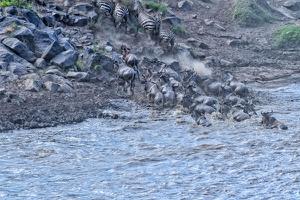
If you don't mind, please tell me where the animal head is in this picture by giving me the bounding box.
[261,111,273,118]
[120,44,130,56]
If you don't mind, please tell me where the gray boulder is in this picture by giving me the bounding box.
[44,81,73,93]
[34,58,47,69]
[66,71,89,81]
[178,0,193,11]
[24,78,42,92]
[12,26,34,49]
[33,29,58,57]
[67,15,89,27]
[42,41,64,61]
[2,37,36,62]
[20,8,45,29]
[283,0,300,11]
[68,3,98,22]
[51,50,78,69]
[45,68,65,77]
[0,44,35,70]
[8,62,28,76]
[233,110,250,122]
[43,74,73,93]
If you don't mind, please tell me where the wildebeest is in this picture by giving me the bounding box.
[114,61,137,95]
[121,45,140,79]
[261,111,288,130]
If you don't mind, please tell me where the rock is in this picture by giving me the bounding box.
[8,62,28,76]
[12,26,34,49]
[33,29,58,57]
[199,42,209,49]
[51,50,78,69]
[220,59,235,67]
[227,39,249,47]
[105,46,113,52]
[34,58,47,69]
[24,78,42,92]
[59,37,75,51]
[68,3,98,22]
[44,81,73,93]
[178,0,193,11]
[0,44,35,70]
[66,71,89,81]
[44,81,60,92]
[0,46,14,63]
[82,48,114,72]
[2,37,36,62]
[4,6,18,16]
[233,110,250,122]
[42,41,64,60]
[283,0,300,11]
[67,15,89,27]
[45,68,65,77]
[0,61,8,70]
[189,49,206,59]
[162,16,182,26]
[43,74,73,93]
[20,9,45,29]
[192,14,197,19]
[42,15,57,27]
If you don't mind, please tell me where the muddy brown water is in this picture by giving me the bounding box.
[0,84,300,199]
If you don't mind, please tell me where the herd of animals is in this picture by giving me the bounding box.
[97,0,175,49]
[92,0,287,129]
[110,44,287,129]
[34,0,287,129]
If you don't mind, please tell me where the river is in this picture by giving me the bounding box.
[0,84,300,199]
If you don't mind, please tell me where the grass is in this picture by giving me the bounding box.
[0,0,31,8]
[172,25,186,36]
[274,24,300,48]
[233,0,272,27]
[143,0,167,14]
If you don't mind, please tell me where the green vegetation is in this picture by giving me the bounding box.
[75,60,84,71]
[120,0,133,7]
[172,25,186,36]
[143,0,167,14]
[274,24,300,48]
[0,0,31,8]
[233,0,271,27]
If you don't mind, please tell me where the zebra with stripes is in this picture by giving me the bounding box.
[96,0,115,16]
[159,29,175,50]
[113,2,130,30]
[134,0,161,39]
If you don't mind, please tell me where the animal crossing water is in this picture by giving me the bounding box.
[0,84,300,199]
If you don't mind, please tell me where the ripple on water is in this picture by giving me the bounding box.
[0,86,300,199]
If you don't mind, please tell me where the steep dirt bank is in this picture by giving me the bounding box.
[1,0,300,131]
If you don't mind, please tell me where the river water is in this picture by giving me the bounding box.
[0,84,300,199]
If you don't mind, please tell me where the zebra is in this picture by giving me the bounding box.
[159,29,175,50]
[96,0,115,16]
[134,0,161,39]
[113,2,129,30]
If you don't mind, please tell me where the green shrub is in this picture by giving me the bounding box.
[0,0,31,8]
[144,0,167,14]
[274,24,300,48]
[233,0,271,27]
[172,25,186,36]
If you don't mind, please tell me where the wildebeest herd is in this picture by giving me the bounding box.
[97,0,287,128]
